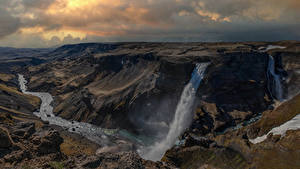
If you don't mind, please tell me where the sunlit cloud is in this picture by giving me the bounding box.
[19,27,87,40]
[0,0,299,47]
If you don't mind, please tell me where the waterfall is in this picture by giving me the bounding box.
[140,63,210,161]
[267,55,283,101]
[262,45,286,101]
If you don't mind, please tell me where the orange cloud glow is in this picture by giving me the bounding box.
[0,0,299,47]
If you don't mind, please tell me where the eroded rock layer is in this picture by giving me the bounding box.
[0,41,299,169]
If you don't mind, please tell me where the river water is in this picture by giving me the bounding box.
[18,74,144,147]
[18,62,210,161]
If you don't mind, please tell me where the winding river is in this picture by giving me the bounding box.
[18,74,143,147]
[18,48,299,156]
[19,62,210,161]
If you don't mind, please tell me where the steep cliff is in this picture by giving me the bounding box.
[0,41,299,168]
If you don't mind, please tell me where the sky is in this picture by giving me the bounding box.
[0,0,299,48]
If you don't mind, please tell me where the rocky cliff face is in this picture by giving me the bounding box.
[24,42,277,137]
[192,51,270,135]
[0,73,40,117]
[0,41,299,169]
[162,93,300,169]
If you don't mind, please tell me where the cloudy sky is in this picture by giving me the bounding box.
[0,0,299,48]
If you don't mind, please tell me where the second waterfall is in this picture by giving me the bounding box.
[141,62,210,161]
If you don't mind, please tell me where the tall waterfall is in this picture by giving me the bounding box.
[265,47,284,101]
[141,63,210,161]
[262,45,286,101]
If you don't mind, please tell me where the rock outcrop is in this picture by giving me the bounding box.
[163,93,300,169]
[24,42,287,138]
[78,152,174,169]
[0,41,299,169]
[35,129,64,155]
[0,121,65,168]
[0,74,41,116]
[0,119,174,169]
[0,128,12,148]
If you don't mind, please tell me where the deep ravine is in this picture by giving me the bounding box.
[250,45,300,144]
[18,74,144,148]
[140,63,210,161]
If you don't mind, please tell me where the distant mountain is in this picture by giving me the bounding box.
[0,47,52,60]
[45,43,118,60]
[0,47,53,73]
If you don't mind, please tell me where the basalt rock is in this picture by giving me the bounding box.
[35,129,64,155]
[80,152,175,169]
[162,145,248,169]
[4,150,31,163]
[11,122,35,142]
[24,42,276,138]
[0,128,12,148]
[0,123,66,167]
[0,76,41,116]
[1,42,299,169]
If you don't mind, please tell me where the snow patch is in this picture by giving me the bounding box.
[249,114,300,144]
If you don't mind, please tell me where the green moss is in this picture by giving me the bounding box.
[164,146,248,169]
[21,165,33,169]
[49,161,64,169]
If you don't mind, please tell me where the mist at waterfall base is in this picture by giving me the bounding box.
[129,94,176,142]
[139,63,210,161]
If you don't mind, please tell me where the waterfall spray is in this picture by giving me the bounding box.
[140,63,210,161]
[267,55,283,101]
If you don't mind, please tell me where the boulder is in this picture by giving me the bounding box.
[36,130,63,155]
[81,152,173,169]
[11,122,35,142]
[0,128,12,148]
[4,150,31,163]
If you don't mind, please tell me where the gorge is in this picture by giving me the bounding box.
[141,63,210,161]
[18,62,211,161]
[0,41,299,169]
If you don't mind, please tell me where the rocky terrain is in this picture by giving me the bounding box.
[0,41,299,168]
[0,113,174,169]
[0,47,50,74]
[163,93,300,169]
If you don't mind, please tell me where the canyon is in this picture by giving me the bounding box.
[0,41,299,169]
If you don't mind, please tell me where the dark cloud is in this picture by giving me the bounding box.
[0,0,299,47]
[0,0,21,38]
[198,0,252,16]
[22,0,56,9]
